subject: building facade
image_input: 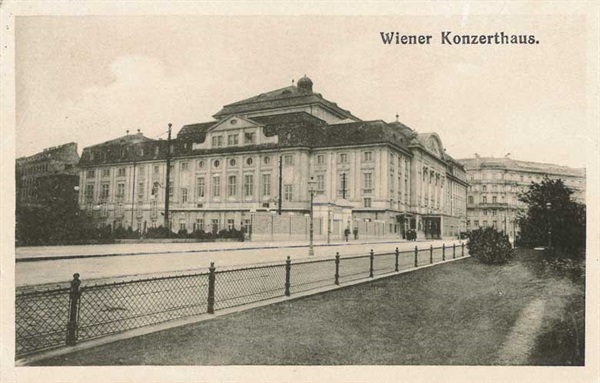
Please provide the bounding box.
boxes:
[78,76,468,239]
[457,155,586,240]
[16,142,80,209]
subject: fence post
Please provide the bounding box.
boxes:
[335,252,340,285]
[207,262,216,314]
[453,243,456,259]
[66,273,81,346]
[395,247,399,272]
[442,244,445,261]
[285,256,291,296]
[414,246,418,267]
[430,244,433,264]
[369,249,374,278]
[462,242,465,257]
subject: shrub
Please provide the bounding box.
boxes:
[467,227,514,264]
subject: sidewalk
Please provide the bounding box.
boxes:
[16,237,459,262]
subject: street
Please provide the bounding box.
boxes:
[16,239,463,287]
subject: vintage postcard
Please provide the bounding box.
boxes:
[1,1,598,382]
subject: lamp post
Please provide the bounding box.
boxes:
[545,202,552,249]
[308,176,317,256]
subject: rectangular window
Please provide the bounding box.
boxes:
[194,219,204,232]
[117,168,126,177]
[284,184,293,202]
[482,196,487,203]
[180,162,188,171]
[339,153,348,163]
[116,183,125,199]
[138,182,144,199]
[228,175,237,197]
[474,220,479,227]
[284,154,294,166]
[197,177,205,198]
[316,154,325,164]
[482,185,487,192]
[227,219,235,230]
[244,174,253,197]
[154,165,159,174]
[468,196,474,204]
[86,170,95,178]
[492,196,497,203]
[180,222,186,231]
[483,210,488,216]
[492,209,497,216]
[181,188,188,203]
[363,172,373,190]
[244,132,256,144]
[151,182,159,196]
[211,219,219,232]
[262,174,271,197]
[100,183,110,201]
[228,134,239,146]
[483,220,488,227]
[467,220,471,227]
[212,176,221,197]
[101,169,110,177]
[364,198,372,208]
[316,174,325,193]
[212,135,223,147]
[85,184,94,201]
[338,173,349,197]
[363,151,373,162]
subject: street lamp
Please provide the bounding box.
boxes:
[308,176,317,256]
[545,202,552,249]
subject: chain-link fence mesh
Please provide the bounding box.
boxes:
[214,265,287,310]
[77,273,210,342]
[338,255,371,283]
[290,259,336,294]
[372,252,396,275]
[15,287,71,355]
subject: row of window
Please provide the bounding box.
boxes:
[211,132,256,148]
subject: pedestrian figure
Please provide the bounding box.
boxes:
[344,228,350,242]
[353,227,358,240]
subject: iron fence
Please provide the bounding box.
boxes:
[15,242,467,358]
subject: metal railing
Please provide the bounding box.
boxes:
[15,242,467,358]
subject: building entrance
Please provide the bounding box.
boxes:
[423,216,441,239]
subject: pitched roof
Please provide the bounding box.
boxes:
[177,122,216,142]
[213,84,360,121]
[457,157,585,177]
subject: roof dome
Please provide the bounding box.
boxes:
[297,75,313,92]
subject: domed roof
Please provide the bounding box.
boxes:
[297,75,313,92]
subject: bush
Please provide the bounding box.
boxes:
[467,227,514,264]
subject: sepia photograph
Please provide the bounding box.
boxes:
[1,2,599,382]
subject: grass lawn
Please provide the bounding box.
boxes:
[34,249,584,366]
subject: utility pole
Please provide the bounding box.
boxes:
[342,172,346,199]
[164,123,172,233]
[278,155,283,215]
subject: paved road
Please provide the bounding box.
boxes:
[15,239,464,288]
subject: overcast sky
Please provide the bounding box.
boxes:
[15,15,591,168]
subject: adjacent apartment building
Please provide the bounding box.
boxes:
[77,76,468,240]
[16,142,80,209]
[457,155,586,240]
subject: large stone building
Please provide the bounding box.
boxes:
[16,142,80,209]
[77,76,468,240]
[457,155,586,240]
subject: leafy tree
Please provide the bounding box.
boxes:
[467,227,514,264]
[517,178,585,253]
